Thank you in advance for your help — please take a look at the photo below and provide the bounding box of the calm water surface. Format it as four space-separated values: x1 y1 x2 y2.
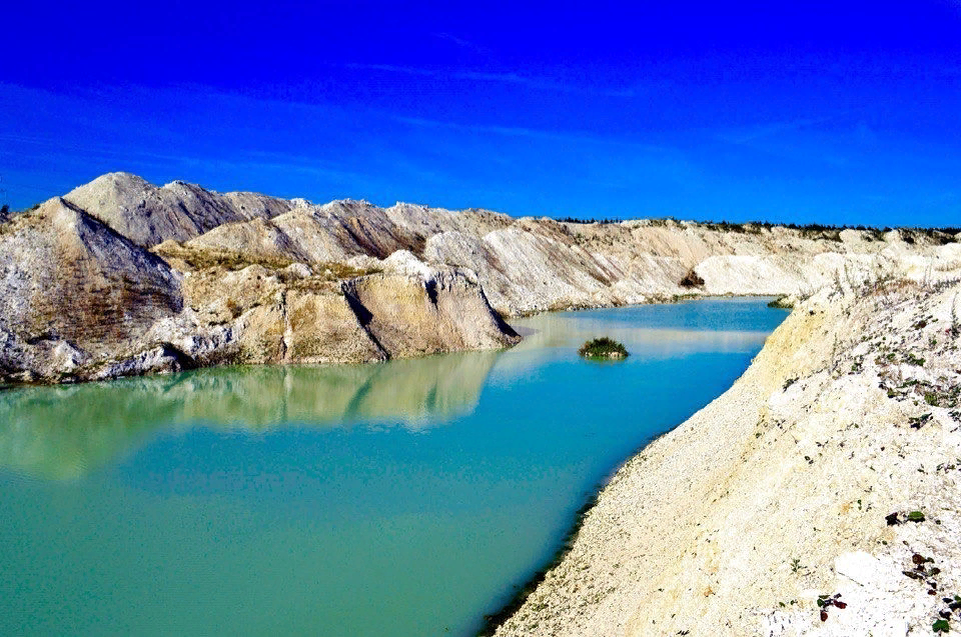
0 299 787 637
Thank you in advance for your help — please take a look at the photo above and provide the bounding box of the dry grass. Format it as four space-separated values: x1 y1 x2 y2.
152 242 296 272
316 262 383 280
153 242 382 284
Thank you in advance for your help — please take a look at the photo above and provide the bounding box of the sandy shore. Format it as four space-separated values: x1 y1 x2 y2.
493 278 961 636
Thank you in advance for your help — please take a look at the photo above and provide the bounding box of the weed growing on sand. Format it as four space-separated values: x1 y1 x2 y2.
910 414 933 429
904 352 926 367
887 511 928 525
816 594 847 622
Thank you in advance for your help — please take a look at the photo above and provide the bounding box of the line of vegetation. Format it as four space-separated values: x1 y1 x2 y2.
555 216 621 224
643 216 960 243
152 243 297 271
151 242 382 281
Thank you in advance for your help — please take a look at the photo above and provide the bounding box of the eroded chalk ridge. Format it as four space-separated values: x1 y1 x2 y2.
2 172 960 385
492 277 961 637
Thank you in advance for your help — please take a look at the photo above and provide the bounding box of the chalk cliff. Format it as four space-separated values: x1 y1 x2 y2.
0 190 518 384
1 172 959 385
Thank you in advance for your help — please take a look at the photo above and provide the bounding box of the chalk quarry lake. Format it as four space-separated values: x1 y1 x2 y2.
0 298 788 637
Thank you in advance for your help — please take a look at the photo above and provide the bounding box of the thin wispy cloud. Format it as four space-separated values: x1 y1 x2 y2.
392 114 699 188
432 32 492 57
717 117 830 145
393 114 672 153
194 155 376 189
0 132 189 166
343 63 635 97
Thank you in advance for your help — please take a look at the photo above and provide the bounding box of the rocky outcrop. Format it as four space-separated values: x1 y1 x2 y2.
186 216 312 264
63 172 293 247
172 198 960 317
55 173 961 318
342 250 518 358
0 197 184 380
492 277 961 637
3 172 960 385
0 193 519 385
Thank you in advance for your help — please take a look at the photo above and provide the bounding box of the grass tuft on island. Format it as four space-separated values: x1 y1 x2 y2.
578 337 629 360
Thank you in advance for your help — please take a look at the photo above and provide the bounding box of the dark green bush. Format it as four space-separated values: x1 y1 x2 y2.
578 337 629 360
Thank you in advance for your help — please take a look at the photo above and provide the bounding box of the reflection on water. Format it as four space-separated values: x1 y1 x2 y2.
0 299 790 637
493 298 779 384
0 352 499 480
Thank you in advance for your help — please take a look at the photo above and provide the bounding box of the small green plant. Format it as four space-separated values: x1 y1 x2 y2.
910 413 932 429
933 618 950 633
817 593 847 622
790 558 807 575
905 352 926 366
907 511 926 522
578 337 629 360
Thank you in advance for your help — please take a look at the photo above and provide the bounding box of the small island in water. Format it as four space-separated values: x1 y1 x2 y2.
578 337 629 360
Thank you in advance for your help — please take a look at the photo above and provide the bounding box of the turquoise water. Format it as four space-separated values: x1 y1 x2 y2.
0 298 787 637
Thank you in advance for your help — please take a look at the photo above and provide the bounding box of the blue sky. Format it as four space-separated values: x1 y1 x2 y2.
2 1 961 226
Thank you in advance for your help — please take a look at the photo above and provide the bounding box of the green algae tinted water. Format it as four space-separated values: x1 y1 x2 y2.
0 299 788 637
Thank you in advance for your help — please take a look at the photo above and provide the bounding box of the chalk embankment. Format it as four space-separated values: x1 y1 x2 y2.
493 278 961 636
